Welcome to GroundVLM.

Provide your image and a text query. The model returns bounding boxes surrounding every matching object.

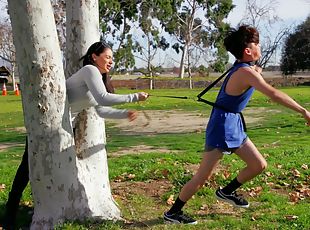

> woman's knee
[254,159,267,173]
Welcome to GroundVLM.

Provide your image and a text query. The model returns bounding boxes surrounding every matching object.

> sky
[223,0,310,65]
[0,0,309,68]
[227,0,310,26]
[147,0,310,68]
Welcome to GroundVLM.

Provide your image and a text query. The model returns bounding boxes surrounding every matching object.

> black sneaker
[163,211,197,224]
[215,189,249,208]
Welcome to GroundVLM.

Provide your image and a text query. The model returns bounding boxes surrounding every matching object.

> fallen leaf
[265,171,272,177]
[266,182,274,186]
[167,194,174,205]
[222,170,230,179]
[289,192,301,203]
[276,164,283,169]
[21,201,33,207]
[248,186,263,197]
[291,169,301,177]
[127,174,135,179]
[0,184,6,191]
[284,215,298,220]
[301,164,308,170]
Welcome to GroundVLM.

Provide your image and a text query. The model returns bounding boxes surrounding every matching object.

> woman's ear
[244,47,252,56]
[91,53,97,62]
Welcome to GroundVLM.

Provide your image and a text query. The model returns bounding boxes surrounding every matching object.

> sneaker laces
[177,211,194,221]
[231,191,247,202]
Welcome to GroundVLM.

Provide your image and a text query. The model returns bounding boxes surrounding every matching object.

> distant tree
[159,0,233,78]
[280,16,310,75]
[0,21,17,88]
[206,0,231,72]
[98,0,139,72]
[134,2,170,88]
[240,0,290,68]
[98,0,172,74]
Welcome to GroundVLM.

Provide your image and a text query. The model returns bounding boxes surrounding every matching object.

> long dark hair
[80,42,114,93]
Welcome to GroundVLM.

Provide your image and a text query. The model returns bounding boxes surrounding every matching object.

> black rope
[149,95,189,99]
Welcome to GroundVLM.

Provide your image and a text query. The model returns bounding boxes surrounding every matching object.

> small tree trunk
[66,0,121,220]
[179,44,187,79]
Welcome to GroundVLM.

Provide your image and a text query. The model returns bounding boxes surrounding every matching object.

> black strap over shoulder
[197,62,252,132]
[197,67,233,101]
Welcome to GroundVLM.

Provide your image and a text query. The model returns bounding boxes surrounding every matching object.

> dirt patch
[107,108,279,157]
[5,127,26,133]
[0,142,24,152]
[109,145,180,157]
[111,179,173,201]
[106,108,279,135]
[107,110,207,135]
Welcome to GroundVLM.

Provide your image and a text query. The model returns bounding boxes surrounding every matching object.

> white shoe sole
[164,216,198,225]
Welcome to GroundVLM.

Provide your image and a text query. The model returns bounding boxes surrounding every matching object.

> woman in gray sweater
[2,42,148,229]
[66,41,149,123]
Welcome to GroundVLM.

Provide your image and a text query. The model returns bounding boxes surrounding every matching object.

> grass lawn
[0,87,309,229]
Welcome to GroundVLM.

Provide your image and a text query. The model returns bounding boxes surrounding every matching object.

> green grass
[0,87,309,229]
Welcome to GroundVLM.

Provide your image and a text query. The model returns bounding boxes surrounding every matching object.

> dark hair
[80,42,114,93]
[224,25,259,60]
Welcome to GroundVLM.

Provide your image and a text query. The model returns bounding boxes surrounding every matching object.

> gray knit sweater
[66,65,139,121]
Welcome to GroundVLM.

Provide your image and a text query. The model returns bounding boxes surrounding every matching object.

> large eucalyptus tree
[8,0,121,228]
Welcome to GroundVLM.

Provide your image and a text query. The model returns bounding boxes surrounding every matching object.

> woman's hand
[127,110,138,122]
[138,92,149,101]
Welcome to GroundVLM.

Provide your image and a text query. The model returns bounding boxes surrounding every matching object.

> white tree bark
[8,0,91,228]
[179,44,187,79]
[66,0,121,220]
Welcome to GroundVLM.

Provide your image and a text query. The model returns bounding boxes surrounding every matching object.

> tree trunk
[8,0,91,228]
[179,44,187,79]
[66,0,121,220]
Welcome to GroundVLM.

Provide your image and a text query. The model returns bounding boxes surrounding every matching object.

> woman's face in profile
[92,48,113,74]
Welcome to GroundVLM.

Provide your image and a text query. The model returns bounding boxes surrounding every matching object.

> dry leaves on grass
[291,169,301,177]
[301,164,308,170]
[247,186,263,197]
[284,215,298,220]
[221,170,231,180]
[21,200,33,207]
[289,184,310,203]
[114,173,136,182]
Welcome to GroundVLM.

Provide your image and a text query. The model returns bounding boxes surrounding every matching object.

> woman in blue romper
[164,25,310,224]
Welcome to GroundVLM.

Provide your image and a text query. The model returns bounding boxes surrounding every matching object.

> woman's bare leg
[179,149,223,202]
[235,138,267,183]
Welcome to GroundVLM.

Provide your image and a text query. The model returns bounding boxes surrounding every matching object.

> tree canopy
[98,0,234,75]
[280,16,310,75]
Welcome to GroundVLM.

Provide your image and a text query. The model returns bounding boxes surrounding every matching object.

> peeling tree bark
[8,0,121,227]
[8,0,91,228]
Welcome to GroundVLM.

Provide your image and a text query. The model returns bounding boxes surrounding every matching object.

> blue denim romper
[205,62,255,151]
